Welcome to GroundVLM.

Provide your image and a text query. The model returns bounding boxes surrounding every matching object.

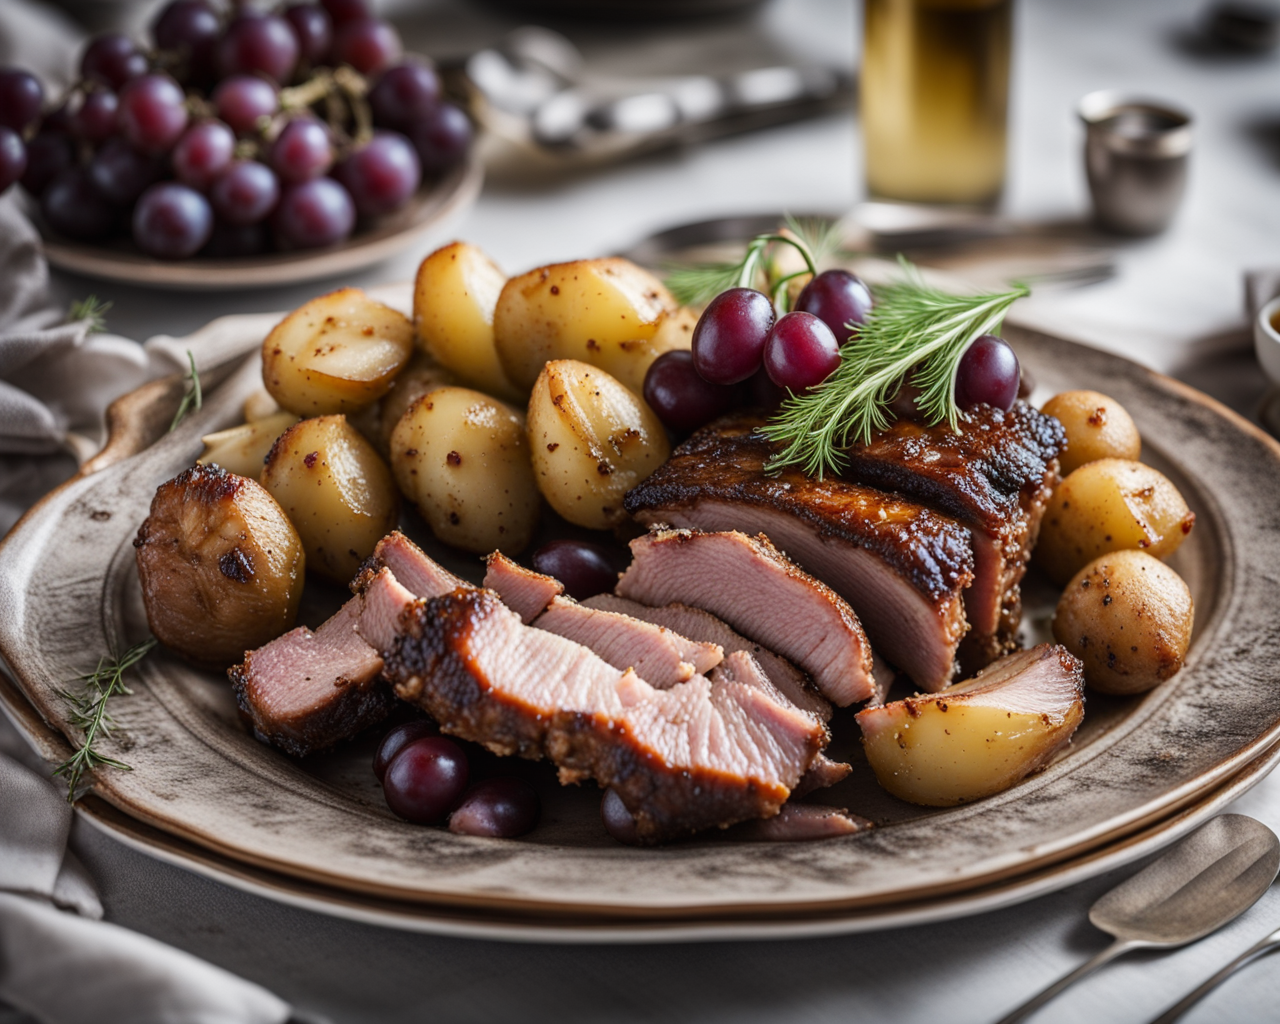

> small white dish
[1255,295,1280,384]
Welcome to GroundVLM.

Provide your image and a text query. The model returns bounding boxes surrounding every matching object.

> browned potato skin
[1053,550,1194,694]
[1041,390,1141,474]
[134,464,305,670]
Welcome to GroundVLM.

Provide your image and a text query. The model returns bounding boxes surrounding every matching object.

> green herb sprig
[168,350,202,432]
[52,638,157,802]
[67,295,112,334]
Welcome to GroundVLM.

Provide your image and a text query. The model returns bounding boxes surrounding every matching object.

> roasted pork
[482,552,563,624]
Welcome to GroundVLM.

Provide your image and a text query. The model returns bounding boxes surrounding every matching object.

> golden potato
[262,415,400,583]
[1041,390,1141,474]
[242,389,283,423]
[493,258,677,394]
[134,464,305,669]
[390,386,539,555]
[1053,550,1194,695]
[262,287,415,417]
[373,351,457,457]
[413,241,522,403]
[527,359,670,530]
[198,411,298,480]
[1035,458,1195,584]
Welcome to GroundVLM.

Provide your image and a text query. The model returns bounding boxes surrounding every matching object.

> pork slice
[378,583,825,843]
[582,594,831,722]
[360,530,467,597]
[482,552,563,623]
[735,803,872,841]
[615,528,877,705]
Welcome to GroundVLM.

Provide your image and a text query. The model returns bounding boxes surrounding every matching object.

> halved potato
[262,287,415,416]
[198,411,299,480]
[527,359,670,530]
[493,258,677,394]
[414,241,522,403]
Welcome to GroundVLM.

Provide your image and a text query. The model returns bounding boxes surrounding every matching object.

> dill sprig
[761,262,1029,479]
[67,295,112,334]
[168,350,202,432]
[52,638,157,802]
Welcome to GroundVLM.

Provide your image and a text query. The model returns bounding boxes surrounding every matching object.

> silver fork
[1148,925,1280,1023]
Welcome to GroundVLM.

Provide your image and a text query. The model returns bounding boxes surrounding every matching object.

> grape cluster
[0,0,472,260]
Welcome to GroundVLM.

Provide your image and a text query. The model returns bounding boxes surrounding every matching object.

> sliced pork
[736,803,872,841]
[482,553,563,624]
[623,420,974,691]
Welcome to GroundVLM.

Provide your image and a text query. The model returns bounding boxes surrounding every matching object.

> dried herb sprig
[169,350,202,432]
[52,638,157,802]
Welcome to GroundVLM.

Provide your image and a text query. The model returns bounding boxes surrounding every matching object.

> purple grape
[531,540,618,600]
[217,13,299,85]
[0,129,25,193]
[407,101,472,174]
[373,719,438,782]
[209,160,279,225]
[272,176,354,247]
[283,4,333,66]
[70,89,118,145]
[449,778,540,838]
[763,311,841,392]
[268,116,332,184]
[381,736,469,824]
[332,131,420,217]
[320,0,373,28]
[41,169,116,241]
[20,131,72,194]
[151,0,220,83]
[89,137,163,205]
[202,220,269,258]
[794,269,872,343]
[601,789,641,845]
[744,365,787,413]
[331,18,402,76]
[691,287,776,386]
[889,376,924,422]
[0,69,43,133]
[643,349,737,433]
[212,75,279,136]
[133,182,213,258]
[954,334,1020,412]
[172,120,234,190]
[81,34,148,90]
[40,103,73,134]
[118,73,190,154]
[369,62,441,130]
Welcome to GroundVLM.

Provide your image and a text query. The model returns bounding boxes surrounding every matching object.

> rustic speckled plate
[1,319,1279,941]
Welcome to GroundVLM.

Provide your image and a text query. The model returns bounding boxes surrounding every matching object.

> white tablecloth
[9,0,1280,1021]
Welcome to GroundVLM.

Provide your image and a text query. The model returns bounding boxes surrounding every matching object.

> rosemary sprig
[52,638,157,802]
[67,295,112,334]
[168,350,202,432]
[762,261,1029,479]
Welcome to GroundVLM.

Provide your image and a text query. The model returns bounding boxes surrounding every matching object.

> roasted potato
[262,288,415,417]
[242,389,283,423]
[527,359,670,530]
[1053,550,1194,695]
[261,415,400,582]
[1035,458,1195,585]
[134,464,305,669]
[390,386,539,555]
[198,411,299,480]
[373,351,457,457]
[1041,390,1141,474]
[493,258,677,394]
[413,241,522,403]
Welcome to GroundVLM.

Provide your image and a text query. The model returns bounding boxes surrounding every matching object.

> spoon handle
[993,938,1147,1024]
[1147,927,1280,1024]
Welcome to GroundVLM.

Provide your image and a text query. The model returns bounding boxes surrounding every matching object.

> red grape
[133,182,213,258]
[202,220,268,257]
[744,365,787,412]
[172,120,234,190]
[118,74,190,154]
[89,137,163,205]
[408,101,472,174]
[0,129,25,193]
[320,0,372,26]
[80,34,148,91]
[531,539,619,600]
[381,736,469,824]
[272,176,354,247]
[449,778,540,838]
[268,116,333,184]
[691,287,775,385]
[41,169,116,241]
[217,13,299,85]
[151,0,220,83]
[794,269,872,343]
[0,69,43,133]
[332,131,420,217]
[283,4,333,66]
[373,719,438,781]
[212,75,279,136]
[763,311,841,392]
[331,18,402,76]
[889,375,925,421]
[20,131,73,194]
[210,160,279,225]
[643,349,738,433]
[369,62,441,130]
[71,89,118,145]
[601,789,641,845]
[954,334,1020,412]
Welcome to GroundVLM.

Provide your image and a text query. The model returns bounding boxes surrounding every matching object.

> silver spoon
[1148,923,1280,1023]
[994,814,1280,1024]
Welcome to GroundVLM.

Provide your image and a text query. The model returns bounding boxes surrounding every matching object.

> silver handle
[994,937,1149,1024]
[1147,927,1280,1024]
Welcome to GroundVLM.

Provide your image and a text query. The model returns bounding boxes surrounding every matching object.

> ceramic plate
[1,318,1279,940]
